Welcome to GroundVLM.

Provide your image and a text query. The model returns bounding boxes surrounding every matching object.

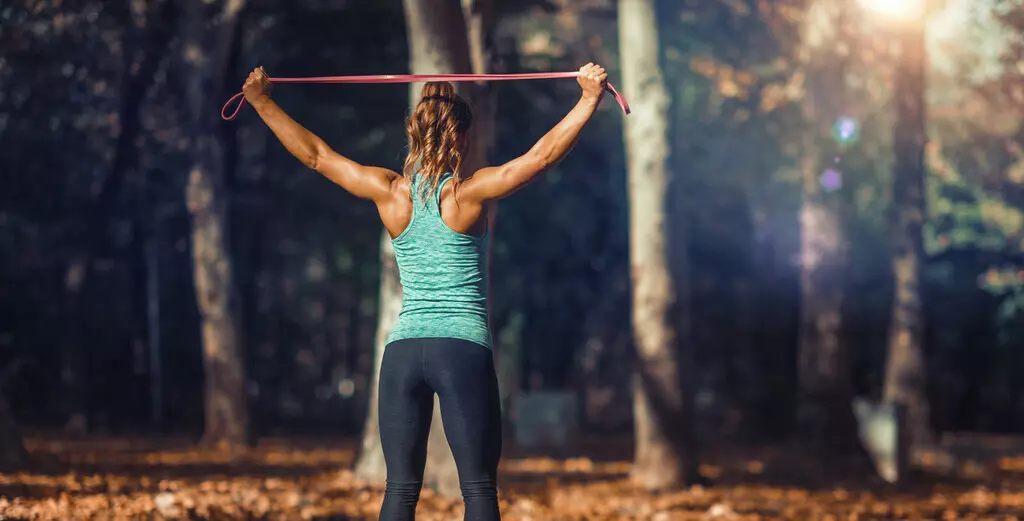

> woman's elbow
[306,146,327,171]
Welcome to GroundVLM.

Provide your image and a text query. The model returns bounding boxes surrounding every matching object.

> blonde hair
[403,82,473,200]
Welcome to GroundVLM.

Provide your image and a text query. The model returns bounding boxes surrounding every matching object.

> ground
[1,435,1023,520]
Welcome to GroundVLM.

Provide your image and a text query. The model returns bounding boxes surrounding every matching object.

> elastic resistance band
[221,72,630,121]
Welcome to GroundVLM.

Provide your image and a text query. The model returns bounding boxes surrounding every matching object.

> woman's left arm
[243,67,397,202]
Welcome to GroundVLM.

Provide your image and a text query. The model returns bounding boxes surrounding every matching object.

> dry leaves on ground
[1,436,1023,520]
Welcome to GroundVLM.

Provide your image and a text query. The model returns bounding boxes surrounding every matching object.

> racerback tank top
[387,172,491,349]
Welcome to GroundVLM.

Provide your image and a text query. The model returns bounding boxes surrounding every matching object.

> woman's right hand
[243,66,272,104]
[577,63,608,102]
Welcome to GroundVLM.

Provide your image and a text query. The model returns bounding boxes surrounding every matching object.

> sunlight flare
[858,0,926,22]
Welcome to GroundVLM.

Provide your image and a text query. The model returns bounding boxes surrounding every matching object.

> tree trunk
[460,0,498,204]
[182,0,249,447]
[0,391,26,469]
[462,0,505,429]
[797,176,857,449]
[354,232,402,483]
[145,237,163,428]
[884,21,931,449]
[794,0,863,456]
[619,0,694,491]
[60,0,176,436]
[354,0,497,499]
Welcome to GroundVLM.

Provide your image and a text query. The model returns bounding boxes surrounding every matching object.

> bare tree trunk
[0,391,26,469]
[794,0,864,456]
[354,0,497,499]
[146,237,163,428]
[182,0,249,447]
[460,0,498,183]
[354,232,402,483]
[619,0,694,491]
[60,0,177,436]
[462,0,506,430]
[884,21,931,449]
[797,168,857,448]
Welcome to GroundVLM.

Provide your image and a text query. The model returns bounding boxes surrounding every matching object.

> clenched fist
[577,63,608,102]
[242,66,272,104]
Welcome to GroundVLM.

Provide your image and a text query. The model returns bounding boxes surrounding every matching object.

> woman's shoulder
[386,174,413,204]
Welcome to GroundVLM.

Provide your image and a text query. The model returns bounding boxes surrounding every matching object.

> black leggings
[378,338,502,521]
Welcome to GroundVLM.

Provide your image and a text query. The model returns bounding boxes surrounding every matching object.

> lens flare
[820,168,842,193]
[858,0,926,22]
[832,117,860,146]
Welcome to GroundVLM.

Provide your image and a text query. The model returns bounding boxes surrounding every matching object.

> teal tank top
[387,172,492,349]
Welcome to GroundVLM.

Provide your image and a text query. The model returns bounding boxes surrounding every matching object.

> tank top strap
[410,172,454,216]
[435,172,455,207]
[409,173,429,213]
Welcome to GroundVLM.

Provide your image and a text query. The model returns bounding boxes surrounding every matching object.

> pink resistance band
[221,72,630,121]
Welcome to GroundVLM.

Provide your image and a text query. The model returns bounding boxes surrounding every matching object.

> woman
[241,62,608,521]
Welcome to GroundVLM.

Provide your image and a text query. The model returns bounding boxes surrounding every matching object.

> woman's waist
[398,298,488,317]
[392,309,491,335]
[399,284,487,303]
[388,313,492,348]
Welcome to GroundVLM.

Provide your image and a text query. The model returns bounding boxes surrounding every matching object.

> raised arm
[242,67,397,202]
[460,63,608,202]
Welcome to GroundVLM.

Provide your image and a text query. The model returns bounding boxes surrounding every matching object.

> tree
[57,0,176,435]
[181,0,249,447]
[353,232,401,483]
[619,0,695,490]
[120,0,177,432]
[883,13,931,449]
[793,0,862,454]
[354,0,497,498]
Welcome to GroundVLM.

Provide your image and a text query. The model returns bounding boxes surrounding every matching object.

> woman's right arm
[243,68,397,202]
[460,63,608,202]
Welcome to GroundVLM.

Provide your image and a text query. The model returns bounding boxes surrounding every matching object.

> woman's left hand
[243,66,272,103]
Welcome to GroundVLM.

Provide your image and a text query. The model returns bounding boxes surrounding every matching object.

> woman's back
[387,172,491,349]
